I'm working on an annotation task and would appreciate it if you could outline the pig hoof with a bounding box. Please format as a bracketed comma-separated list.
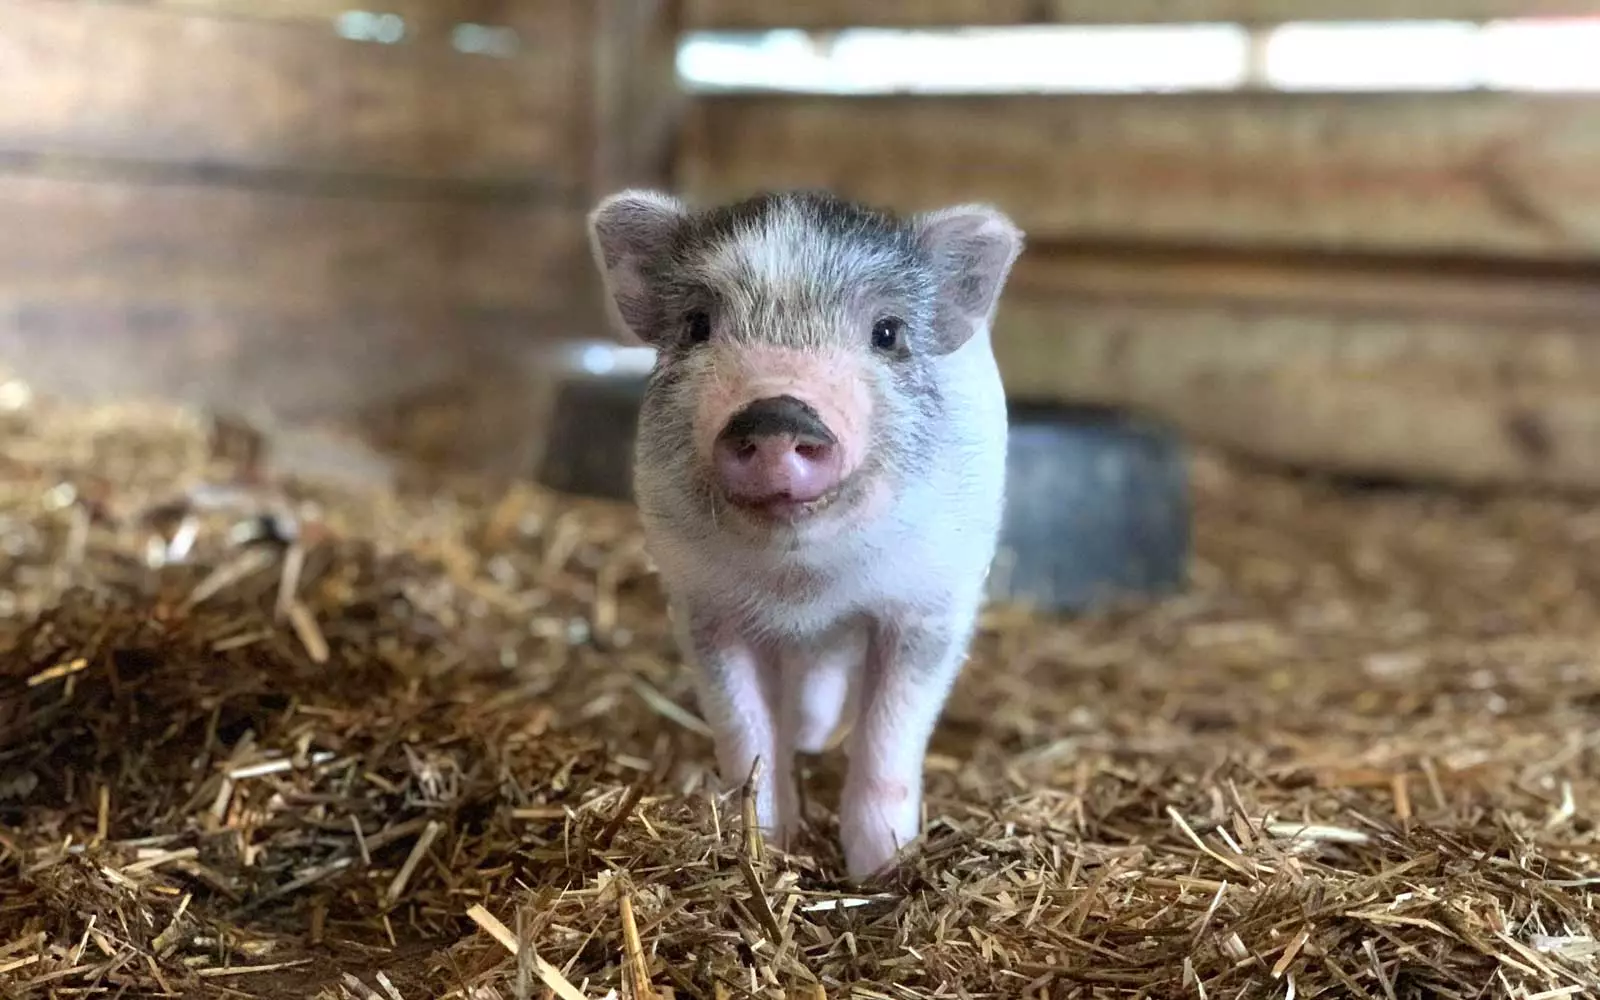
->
[840, 782, 918, 878]
[758, 808, 802, 849]
[774, 817, 802, 853]
[737, 775, 800, 854]
[841, 821, 911, 879]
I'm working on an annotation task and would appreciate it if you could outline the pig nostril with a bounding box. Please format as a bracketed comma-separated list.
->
[713, 429, 842, 507]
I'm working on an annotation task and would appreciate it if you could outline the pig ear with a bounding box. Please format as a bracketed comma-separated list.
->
[586, 189, 688, 346]
[913, 203, 1024, 354]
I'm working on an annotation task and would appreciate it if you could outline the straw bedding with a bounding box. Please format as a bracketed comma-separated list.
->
[0, 374, 1597, 999]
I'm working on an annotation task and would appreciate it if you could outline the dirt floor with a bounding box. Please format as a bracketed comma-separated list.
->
[1, 372, 1598, 1000]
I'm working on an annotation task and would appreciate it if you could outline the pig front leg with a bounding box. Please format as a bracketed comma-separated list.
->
[837, 610, 973, 878]
[672, 604, 800, 848]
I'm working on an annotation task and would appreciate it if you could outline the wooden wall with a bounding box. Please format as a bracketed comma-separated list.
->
[0, 0, 678, 454]
[8, 0, 1600, 492]
[675, 2, 1600, 492]
[684, 1, 1600, 26]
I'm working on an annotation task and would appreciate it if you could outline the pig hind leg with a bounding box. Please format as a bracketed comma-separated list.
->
[675, 606, 800, 848]
[782, 626, 867, 755]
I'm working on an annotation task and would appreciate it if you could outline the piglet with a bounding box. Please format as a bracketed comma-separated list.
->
[585, 189, 1023, 877]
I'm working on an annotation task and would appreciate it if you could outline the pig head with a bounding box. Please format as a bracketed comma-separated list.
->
[586, 188, 1023, 878]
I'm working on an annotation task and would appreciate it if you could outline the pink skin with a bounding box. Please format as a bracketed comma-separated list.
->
[783, 629, 864, 755]
[838, 615, 967, 876]
[689, 607, 965, 874]
[695, 344, 872, 516]
[692, 638, 798, 845]
[714, 433, 842, 508]
[588, 190, 1022, 880]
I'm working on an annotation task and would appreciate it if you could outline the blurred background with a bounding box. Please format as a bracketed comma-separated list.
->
[4, 0, 1600, 494]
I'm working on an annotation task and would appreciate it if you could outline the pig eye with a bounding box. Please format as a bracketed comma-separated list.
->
[685, 309, 712, 344]
[871, 317, 904, 352]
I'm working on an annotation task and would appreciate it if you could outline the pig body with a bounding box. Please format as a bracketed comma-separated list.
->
[585, 189, 1023, 877]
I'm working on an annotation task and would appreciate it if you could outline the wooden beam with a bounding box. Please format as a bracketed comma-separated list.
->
[590, 0, 686, 196]
[592, 0, 686, 196]
[994, 250, 1600, 492]
[0, 174, 587, 312]
[1005, 245, 1600, 319]
[0, 173, 598, 423]
[2, 300, 572, 422]
[119, 0, 533, 34]
[679, 92, 1600, 260]
[684, 0, 1600, 29]
[0, 0, 590, 185]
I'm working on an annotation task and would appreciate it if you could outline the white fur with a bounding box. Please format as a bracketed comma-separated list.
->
[693, 203, 911, 354]
[648, 325, 1009, 876]
[698, 199, 814, 304]
[594, 190, 1022, 878]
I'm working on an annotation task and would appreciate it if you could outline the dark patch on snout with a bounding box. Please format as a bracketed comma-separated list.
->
[718, 395, 836, 448]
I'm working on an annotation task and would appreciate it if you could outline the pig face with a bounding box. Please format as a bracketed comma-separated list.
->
[587, 190, 1022, 544]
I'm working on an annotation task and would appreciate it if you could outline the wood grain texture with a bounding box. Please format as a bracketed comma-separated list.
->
[994, 251, 1600, 491]
[1006, 245, 1600, 320]
[680, 93, 1600, 259]
[0, 174, 587, 311]
[685, 0, 1600, 28]
[118, 0, 536, 33]
[0, 0, 590, 184]
[0, 173, 598, 423]
[590, 0, 686, 195]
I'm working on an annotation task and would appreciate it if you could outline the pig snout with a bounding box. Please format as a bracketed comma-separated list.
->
[713, 395, 843, 506]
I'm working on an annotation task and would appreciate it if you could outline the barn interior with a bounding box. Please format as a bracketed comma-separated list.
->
[2, 2, 1600, 997]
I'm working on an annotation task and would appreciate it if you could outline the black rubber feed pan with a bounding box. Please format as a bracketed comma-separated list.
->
[991, 401, 1190, 614]
[529, 341, 653, 501]
[531, 342, 1191, 614]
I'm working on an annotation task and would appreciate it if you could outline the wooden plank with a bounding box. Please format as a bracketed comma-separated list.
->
[1, 300, 565, 421]
[0, 174, 588, 312]
[590, 0, 687, 194]
[124, 0, 533, 33]
[993, 251, 1600, 491]
[0, 173, 597, 424]
[685, 0, 1600, 28]
[680, 93, 1600, 260]
[1, 293, 586, 483]
[1005, 246, 1600, 320]
[0, 0, 590, 184]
